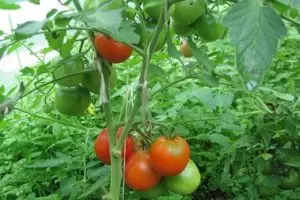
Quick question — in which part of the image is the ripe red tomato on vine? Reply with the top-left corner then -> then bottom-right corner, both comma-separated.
149,136 -> 190,176
125,151 -> 162,191
94,127 -> 135,164
94,34 -> 133,63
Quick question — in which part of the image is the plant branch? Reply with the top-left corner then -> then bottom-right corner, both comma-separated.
281,13 -> 300,26
14,107 -> 87,129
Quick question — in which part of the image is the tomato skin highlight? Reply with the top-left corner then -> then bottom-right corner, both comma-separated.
149,136 -> 190,176
94,34 -> 133,63
125,151 -> 162,191
94,127 -> 135,164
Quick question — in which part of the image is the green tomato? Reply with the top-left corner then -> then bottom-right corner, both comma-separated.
259,185 -> 280,198
279,169 -> 300,190
171,0 -> 206,25
165,160 -> 201,195
52,56 -> 84,87
82,64 -> 117,94
42,102 -> 54,113
257,175 -> 280,198
170,19 -> 193,36
289,8 -> 299,19
55,86 -> 91,116
137,182 -> 167,199
195,15 -> 226,42
143,0 -> 175,20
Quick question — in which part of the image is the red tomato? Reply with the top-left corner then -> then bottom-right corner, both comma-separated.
94,34 -> 133,63
180,40 -> 193,58
125,151 -> 162,191
94,127 -> 135,164
149,136 -> 190,176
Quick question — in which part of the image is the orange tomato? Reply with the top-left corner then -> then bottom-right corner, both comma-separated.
94,34 -> 133,63
94,127 -> 135,164
125,151 -> 162,190
149,136 -> 190,176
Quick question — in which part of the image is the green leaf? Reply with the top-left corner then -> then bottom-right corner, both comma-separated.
35,194 -> 60,200
208,133 -> 231,147
223,0 -> 287,87
15,20 -> 45,40
78,176 -> 109,199
60,31 -> 81,57
254,96 -> 273,114
0,0 -> 20,10
188,39 -> 211,71
111,21 -> 140,44
0,44 -> 8,60
78,6 -> 122,35
167,35 -> 181,60
20,67 -> 35,75
27,153 -> 71,168
285,156 -> 300,167
7,42 -> 22,54
272,90 -> 294,101
28,0 -> 39,4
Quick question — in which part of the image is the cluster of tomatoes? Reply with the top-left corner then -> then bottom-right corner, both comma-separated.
94,127 -> 201,198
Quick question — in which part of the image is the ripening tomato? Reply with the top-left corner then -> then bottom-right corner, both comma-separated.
125,151 -> 162,191
180,40 -> 193,58
94,34 -> 133,63
94,127 -> 135,164
149,136 -> 190,176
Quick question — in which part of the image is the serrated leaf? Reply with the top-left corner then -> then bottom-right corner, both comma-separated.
0,0 -> 20,10
78,6 -> 122,35
15,20 -> 45,40
285,156 -> 300,167
111,21 -> 140,44
223,0 -> 287,87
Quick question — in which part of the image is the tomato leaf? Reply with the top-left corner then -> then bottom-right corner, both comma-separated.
78,175 -> 109,199
208,133 -> 231,147
27,153 -> 71,168
0,0 -> 21,10
14,20 -> 45,40
167,35 -> 181,60
78,6 -> 122,35
223,0 -> 287,88
0,44 -> 8,60
285,156 -> 300,167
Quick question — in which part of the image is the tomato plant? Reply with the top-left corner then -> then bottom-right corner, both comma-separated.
94,127 -> 135,164
1,0 -> 300,199
94,34 -> 133,63
125,151 -> 162,191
